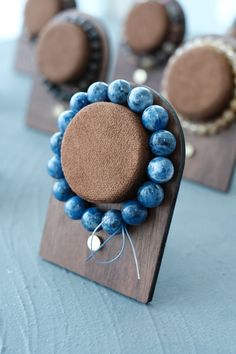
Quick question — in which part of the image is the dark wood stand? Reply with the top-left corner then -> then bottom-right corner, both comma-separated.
26,13 -> 110,134
40,91 -> 185,303
26,75 -> 68,133
15,31 -> 37,75
113,46 -> 236,192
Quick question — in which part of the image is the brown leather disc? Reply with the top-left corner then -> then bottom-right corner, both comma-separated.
125,1 -> 169,53
37,21 -> 90,84
164,45 -> 234,122
24,0 -> 61,37
61,102 -> 151,203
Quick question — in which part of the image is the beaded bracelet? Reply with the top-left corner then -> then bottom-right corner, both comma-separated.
44,14 -> 104,102
47,80 -> 177,279
125,0 -> 185,85
162,37 -> 236,136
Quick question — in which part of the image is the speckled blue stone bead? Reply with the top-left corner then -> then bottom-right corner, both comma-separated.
87,82 -> 108,102
64,196 -> 89,220
137,181 -> 164,208
127,87 -> 153,113
50,132 -> 63,156
148,157 -> 174,183
102,210 -> 123,235
142,105 -> 169,131
53,179 -> 74,202
108,80 -> 131,104
149,130 -> 176,156
47,155 -> 64,179
58,110 -> 75,133
70,92 -> 89,113
121,200 -> 148,225
81,207 -> 104,232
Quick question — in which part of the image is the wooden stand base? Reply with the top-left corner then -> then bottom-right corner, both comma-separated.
184,127 -> 236,192
26,12 -> 110,134
15,32 -> 37,75
26,76 -> 68,133
113,47 -> 164,92
113,46 -> 236,192
40,91 -> 185,303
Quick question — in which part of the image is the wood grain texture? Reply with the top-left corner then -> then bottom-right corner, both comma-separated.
40,91 -> 185,303
2,40 -> 236,353
113,45 -> 236,191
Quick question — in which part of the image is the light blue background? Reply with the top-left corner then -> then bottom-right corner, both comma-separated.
1,1 -> 236,352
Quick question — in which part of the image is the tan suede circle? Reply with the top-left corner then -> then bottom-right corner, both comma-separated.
61,102 -> 151,203
164,46 -> 234,122
125,1 -> 169,53
37,21 -> 89,84
25,0 -> 61,37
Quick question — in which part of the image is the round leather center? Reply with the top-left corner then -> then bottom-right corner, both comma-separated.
164,46 -> 234,122
61,102 -> 151,203
125,2 -> 169,53
37,21 -> 90,84
25,0 -> 61,37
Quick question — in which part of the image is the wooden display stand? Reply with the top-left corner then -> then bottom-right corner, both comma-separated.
26,14 -> 110,134
14,0 -> 77,74
15,31 -> 37,74
26,75 -> 68,133
40,91 -> 185,303
183,127 -> 236,192
113,46 -> 236,192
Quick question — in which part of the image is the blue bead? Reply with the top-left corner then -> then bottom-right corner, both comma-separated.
149,130 -> 176,156
108,79 -> 131,104
70,92 -> 89,113
102,210 -> 123,235
81,207 -> 104,232
148,157 -> 174,183
50,132 -> 63,156
53,179 -> 74,202
58,110 -> 75,133
64,196 -> 89,220
142,105 -> 169,131
87,82 -> 108,102
121,200 -> 148,225
127,87 -> 153,113
47,155 -> 64,179
137,181 -> 164,208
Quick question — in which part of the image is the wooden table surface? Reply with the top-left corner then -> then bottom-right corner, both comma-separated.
1,40 -> 236,354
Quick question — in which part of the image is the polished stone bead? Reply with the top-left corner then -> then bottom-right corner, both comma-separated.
50,132 -> 63,156
121,200 -> 148,225
58,110 -> 75,133
81,207 -> 104,232
53,179 -> 74,202
47,155 -> 64,179
142,105 -> 169,131
87,82 -> 108,102
127,87 -> 153,113
148,157 -> 174,183
64,196 -> 89,220
108,79 -> 131,104
102,209 -> 123,235
70,92 -> 89,113
149,130 -> 176,156
137,181 -> 164,208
